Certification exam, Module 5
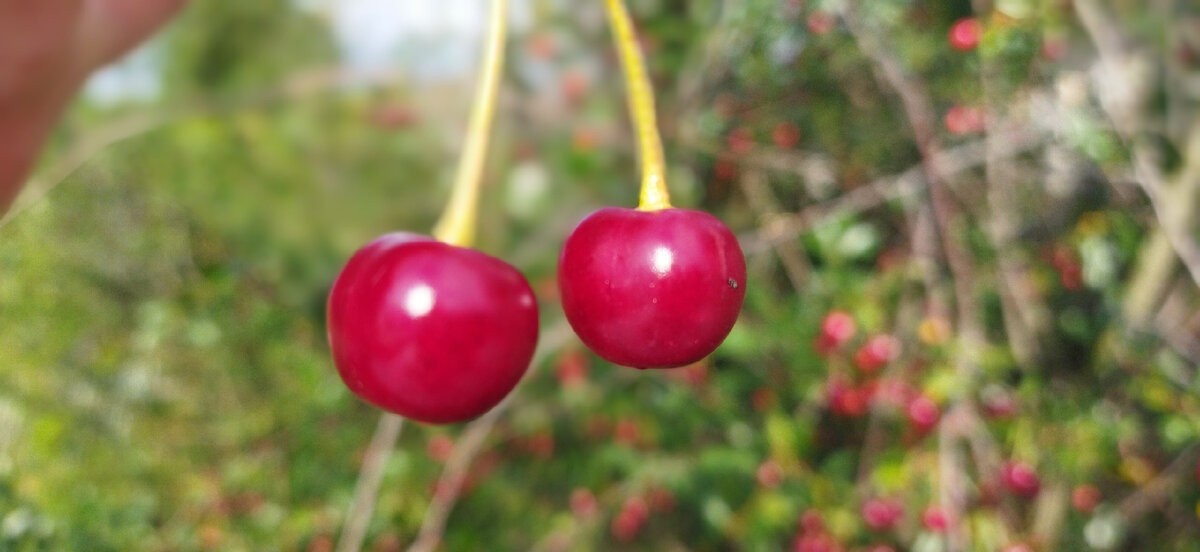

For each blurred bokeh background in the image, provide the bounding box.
[2,0,1200,550]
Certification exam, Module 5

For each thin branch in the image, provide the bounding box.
[734,131,1042,256]
[336,414,405,552]
[1074,0,1200,316]
[973,1,1045,368]
[839,5,984,348]
[738,168,809,290]
[1118,444,1200,520]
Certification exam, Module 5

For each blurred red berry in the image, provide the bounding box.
[853,335,901,373]
[426,435,454,462]
[624,496,650,521]
[611,509,644,543]
[585,416,611,440]
[728,126,755,155]
[875,378,915,407]
[757,460,784,488]
[949,18,982,51]
[752,387,778,412]
[982,386,1018,419]
[906,395,940,432]
[526,430,554,459]
[1071,484,1101,514]
[307,535,334,552]
[799,509,826,533]
[828,380,870,417]
[944,105,985,135]
[792,533,842,552]
[370,104,418,130]
[806,11,835,36]
[815,310,857,355]
[714,93,738,120]
[561,70,589,103]
[1002,544,1034,552]
[555,349,589,388]
[572,127,599,152]
[614,419,641,447]
[1049,245,1083,290]
[570,488,598,518]
[681,361,710,387]
[372,531,402,552]
[1041,37,1067,60]
[648,486,676,512]
[922,506,949,532]
[861,497,904,531]
[1002,461,1042,497]
[772,122,802,149]
[714,157,739,182]
[527,33,556,59]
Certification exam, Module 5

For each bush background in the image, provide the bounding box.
[1,0,1199,550]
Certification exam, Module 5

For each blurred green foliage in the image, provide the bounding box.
[2,0,1200,551]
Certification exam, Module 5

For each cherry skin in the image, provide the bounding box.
[326,233,539,424]
[557,207,746,368]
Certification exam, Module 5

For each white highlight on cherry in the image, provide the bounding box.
[403,284,436,318]
[651,246,674,277]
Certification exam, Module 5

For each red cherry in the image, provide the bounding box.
[949,18,982,51]
[327,233,539,424]
[1071,484,1101,514]
[558,207,747,368]
[922,506,949,532]
[861,497,904,531]
[906,395,941,432]
[853,334,901,373]
[1001,461,1042,497]
[815,310,856,356]
[570,488,598,518]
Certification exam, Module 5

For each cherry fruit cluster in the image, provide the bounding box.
[324,0,745,424]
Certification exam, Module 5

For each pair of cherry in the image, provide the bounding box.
[326,205,746,424]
